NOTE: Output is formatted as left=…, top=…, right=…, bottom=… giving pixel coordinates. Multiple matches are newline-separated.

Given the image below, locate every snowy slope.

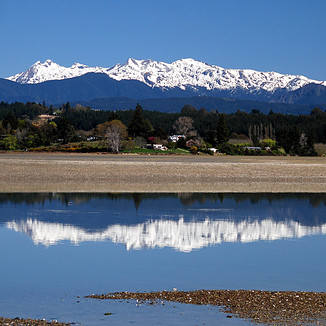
left=7, top=58, right=326, bottom=93
left=7, top=59, right=111, bottom=84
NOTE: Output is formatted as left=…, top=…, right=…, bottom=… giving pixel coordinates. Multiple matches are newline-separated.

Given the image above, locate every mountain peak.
left=70, top=62, right=89, bottom=69
left=126, top=58, right=140, bottom=65
left=33, top=59, right=55, bottom=67
left=6, top=58, right=326, bottom=93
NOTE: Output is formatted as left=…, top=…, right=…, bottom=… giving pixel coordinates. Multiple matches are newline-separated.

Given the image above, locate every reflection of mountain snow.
left=6, top=218, right=326, bottom=252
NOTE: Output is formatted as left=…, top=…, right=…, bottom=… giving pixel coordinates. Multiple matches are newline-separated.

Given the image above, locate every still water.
left=0, top=193, right=326, bottom=325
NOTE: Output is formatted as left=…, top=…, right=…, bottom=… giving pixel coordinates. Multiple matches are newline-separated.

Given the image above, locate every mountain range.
left=1, top=58, right=326, bottom=112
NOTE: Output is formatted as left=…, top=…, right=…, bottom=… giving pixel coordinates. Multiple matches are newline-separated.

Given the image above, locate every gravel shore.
left=0, top=317, right=70, bottom=326
left=87, top=289, right=326, bottom=325
left=0, top=152, right=326, bottom=192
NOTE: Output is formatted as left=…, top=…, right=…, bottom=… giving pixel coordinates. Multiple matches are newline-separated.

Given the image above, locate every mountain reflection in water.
left=2, top=193, right=326, bottom=251
left=6, top=218, right=326, bottom=251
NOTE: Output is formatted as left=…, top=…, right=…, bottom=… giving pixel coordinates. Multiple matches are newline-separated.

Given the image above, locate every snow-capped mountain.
left=6, top=59, right=111, bottom=84
left=7, top=58, right=326, bottom=94
left=7, top=218, right=326, bottom=251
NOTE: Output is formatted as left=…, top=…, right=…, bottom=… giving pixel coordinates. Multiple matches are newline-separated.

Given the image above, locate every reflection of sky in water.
left=1, top=193, right=326, bottom=325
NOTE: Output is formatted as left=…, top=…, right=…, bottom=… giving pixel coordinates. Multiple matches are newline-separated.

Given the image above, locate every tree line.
left=0, top=101, right=325, bottom=156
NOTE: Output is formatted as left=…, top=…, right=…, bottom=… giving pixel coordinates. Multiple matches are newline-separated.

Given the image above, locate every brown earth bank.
left=0, top=152, right=326, bottom=193
left=86, top=289, right=326, bottom=325
left=0, top=317, right=70, bottom=326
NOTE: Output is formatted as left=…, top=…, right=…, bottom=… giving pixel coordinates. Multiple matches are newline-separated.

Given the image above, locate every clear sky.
left=1, top=0, right=326, bottom=80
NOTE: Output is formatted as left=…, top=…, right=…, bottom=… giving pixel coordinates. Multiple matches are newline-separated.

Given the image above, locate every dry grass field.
left=315, top=143, right=326, bottom=156
left=1, top=152, right=325, bottom=193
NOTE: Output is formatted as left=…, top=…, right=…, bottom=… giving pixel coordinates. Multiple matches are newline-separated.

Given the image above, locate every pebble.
left=86, top=289, right=326, bottom=325
left=0, top=317, right=70, bottom=326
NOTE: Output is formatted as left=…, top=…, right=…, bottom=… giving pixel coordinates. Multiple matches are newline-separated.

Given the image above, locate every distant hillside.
left=272, top=83, right=326, bottom=105
left=72, top=96, right=324, bottom=114
left=0, top=73, right=169, bottom=103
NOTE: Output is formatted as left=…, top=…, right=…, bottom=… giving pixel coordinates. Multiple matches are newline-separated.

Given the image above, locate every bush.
left=121, top=139, right=136, bottom=151
left=0, top=135, right=19, bottom=150
left=260, top=138, right=277, bottom=149
left=190, top=146, right=198, bottom=154
left=217, top=143, right=242, bottom=155
left=167, top=141, right=177, bottom=149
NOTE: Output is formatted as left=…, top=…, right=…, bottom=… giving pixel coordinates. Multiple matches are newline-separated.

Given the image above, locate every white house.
left=168, top=135, right=186, bottom=142
left=153, top=144, right=167, bottom=151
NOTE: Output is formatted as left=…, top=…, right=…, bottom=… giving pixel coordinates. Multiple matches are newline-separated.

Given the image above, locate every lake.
left=1, top=193, right=326, bottom=325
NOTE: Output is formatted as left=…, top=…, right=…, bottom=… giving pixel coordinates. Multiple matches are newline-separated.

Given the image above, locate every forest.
left=0, top=100, right=325, bottom=156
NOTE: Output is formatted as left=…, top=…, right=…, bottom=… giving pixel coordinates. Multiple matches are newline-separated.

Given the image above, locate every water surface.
left=1, top=193, right=326, bottom=325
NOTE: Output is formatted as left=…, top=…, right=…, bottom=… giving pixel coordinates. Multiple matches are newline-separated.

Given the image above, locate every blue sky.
left=1, top=0, right=326, bottom=80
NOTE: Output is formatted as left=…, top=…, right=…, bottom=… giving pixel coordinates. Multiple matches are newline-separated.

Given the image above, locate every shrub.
left=0, top=135, right=19, bottom=150
left=121, top=139, right=136, bottom=151
left=260, top=138, right=277, bottom=149
left=190, top=146, right=198, bottom=154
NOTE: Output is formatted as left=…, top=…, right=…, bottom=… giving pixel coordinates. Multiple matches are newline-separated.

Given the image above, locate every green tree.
left=42, top=122, right=57, bottom=144
left=2, top=111, right=18, bottom=132
left=56, top=117, right=76, bottom=144
left=181, top=104, right=197, bottom=115
left=276, top=127, right=301, bottom=154
left=128, top=103, right=152, bottom=138
left=216, top=114, right=229, bottom=145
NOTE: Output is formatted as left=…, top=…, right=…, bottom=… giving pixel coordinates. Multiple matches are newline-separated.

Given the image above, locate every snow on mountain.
left=6, top=58, right=326, bottom=93
left=6, top=218, right=326, bottom=251
left=6, top=59, right=111, bottom=85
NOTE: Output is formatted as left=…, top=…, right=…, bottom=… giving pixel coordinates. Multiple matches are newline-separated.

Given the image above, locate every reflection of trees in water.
left=0, top=193, right=55, bottom=205
left=0, top=193, right=326, bottom=208
left=132, top=193, right=142, bottom=210
left=178, top=193, right=222, bottom=206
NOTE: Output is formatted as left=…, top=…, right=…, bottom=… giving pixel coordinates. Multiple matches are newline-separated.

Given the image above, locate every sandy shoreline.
left=1, top=152, right=326, bottom=193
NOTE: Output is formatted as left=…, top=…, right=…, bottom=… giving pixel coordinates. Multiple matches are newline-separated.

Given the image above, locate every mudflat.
left=0, top=152, right=326, bottom=192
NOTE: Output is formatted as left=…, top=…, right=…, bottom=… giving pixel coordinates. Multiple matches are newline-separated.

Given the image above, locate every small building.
left=168, top=135, right=186, bottom=142
left=245, top=146, right=262, bottom=150
left=38, top=114, right=56, bottom=121
left=153, top=144, right=167, bottom=151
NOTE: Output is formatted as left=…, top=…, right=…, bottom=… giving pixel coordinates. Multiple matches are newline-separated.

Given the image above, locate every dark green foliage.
left=0, top=101, right=46, bottom=121
left=216, top=113, right=229, bottom=145
left=276, top=127, right=317, bottom=156
left=56, top=117, right=76, bottom=144
left=128, top=103, right=153, bottom=138
left=149, top=127, right=167, bottom=140
left=177, top=137, right=187, bottom=149
left=181, top=104, right=197, bottom=114
left=41, top=122, right=58, bottom=144
left=0, top=101, right=324, bottom=156
left=206, top=129, right=217, bottom=147
left=74, top=96, right=326, bottom=115
left=276, top=127, right=301, bottom=154
left=2, top=111, right=18, bottom=131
